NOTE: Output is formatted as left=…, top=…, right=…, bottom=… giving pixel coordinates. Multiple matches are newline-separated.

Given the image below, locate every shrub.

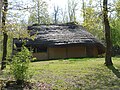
left=10, top=46, right=33, bottom=84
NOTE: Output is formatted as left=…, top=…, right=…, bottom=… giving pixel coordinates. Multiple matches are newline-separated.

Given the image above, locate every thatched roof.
left=14, top=22, right=105, bottom=54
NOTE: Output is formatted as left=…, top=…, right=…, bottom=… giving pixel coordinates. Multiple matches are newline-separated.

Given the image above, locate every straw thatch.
left=14, top=22, right=105, bottom=54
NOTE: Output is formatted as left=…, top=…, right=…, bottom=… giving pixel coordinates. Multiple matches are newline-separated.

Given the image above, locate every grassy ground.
left=30, top=58, right=120, bottom=90
left=1, top=58, right=120, bottom=90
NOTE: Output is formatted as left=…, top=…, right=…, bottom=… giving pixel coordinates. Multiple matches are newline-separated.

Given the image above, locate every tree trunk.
left=82, top=0, right=86, bottom=23
left=54, top=6, right=59, bottom=24
left=1, top=33, right=8, bottom=70
left=0, top=0, right=3, bottom=26
left=1, top=0, right=8, bottom=70
left=103, top=0, right=113, bottom=66
left=37, top=0, right=40, bottom=24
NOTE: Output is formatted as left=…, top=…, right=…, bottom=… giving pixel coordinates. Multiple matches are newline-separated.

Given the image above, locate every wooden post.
left=66, top=47, right=68, bottom=58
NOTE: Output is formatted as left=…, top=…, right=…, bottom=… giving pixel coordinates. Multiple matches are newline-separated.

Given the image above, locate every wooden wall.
left=67, top=46, right=86, bottom=58
left=48, top=47, right=66, bottom=59
left=32, top=52, right=48, bottom=60
left=32, top=45, right=98, bottom=60
left=86, top=46, right=98, bottom=57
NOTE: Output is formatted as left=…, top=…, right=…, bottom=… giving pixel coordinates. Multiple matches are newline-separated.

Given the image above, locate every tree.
left=115, top=0, right=120, bottom=18
left=82, top=0, right=104, bottom=40
left=1, top=0, right=8, bottom=70
left=10, top=46, right=33, bottom=84
left=28, top=0, right=50, bottom=24
left=109, top=0, right=120, bottom=56
left=0, top=0, right=3, bottom=25
left=0, top=0, right=3, bottom=61
left=0, top=0, right=36, bottom=70
left=82, top=0, right=86, bottom=23
left=67, top=0, right=78, bottom=22
left=111, top=19, right=120, bottom=47
left=103, top=0, right=113, bottom=66
left=111, top=0, right=120, bottom=46
left=53, top=5, right=59, bottom=24
left=60, top=8, right=69, bottom=23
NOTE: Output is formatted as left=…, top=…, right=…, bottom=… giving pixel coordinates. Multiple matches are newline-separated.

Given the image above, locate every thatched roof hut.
left=14, top=22, right=105, bottom=60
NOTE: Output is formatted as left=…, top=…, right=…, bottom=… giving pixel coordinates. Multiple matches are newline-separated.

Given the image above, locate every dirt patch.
left=2, top=81, right=52, bottom=90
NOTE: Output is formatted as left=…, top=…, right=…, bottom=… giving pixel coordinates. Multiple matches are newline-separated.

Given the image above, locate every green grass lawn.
left=1, top=58, right=120, bottom=90
left=30, top=58, right=120, bottom=90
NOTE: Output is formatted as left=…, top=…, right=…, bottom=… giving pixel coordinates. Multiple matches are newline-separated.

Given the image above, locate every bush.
left=112, top=46, right=120, bottom=56
left=10, top=46, right=33, bottom=84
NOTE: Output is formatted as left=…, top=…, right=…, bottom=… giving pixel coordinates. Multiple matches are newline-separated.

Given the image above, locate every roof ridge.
left=31, top=22, right=79, bottom=26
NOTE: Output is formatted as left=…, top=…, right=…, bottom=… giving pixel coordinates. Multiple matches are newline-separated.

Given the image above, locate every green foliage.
left=82, top=5, right=104, bottom=40
left=112, top=0, right=120, bottom=46
left=111, top=19, right=120, bottom=46
left=10, top=46, right=33, bottom=84
left=115, top=0, right=120, bottom=18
